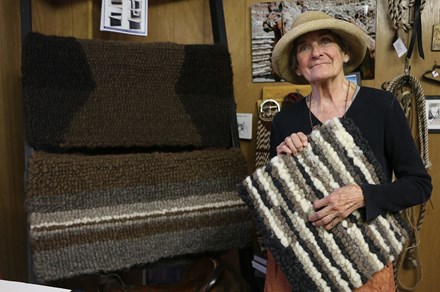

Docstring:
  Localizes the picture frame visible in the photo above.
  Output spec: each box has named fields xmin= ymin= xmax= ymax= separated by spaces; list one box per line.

xmin=425 ymin=96 xmax=440 ymax=133
xmin=100 ymin=0 xmax=148 ymax=36
xmin=345 ymin=72 xmax=362 ymax=86
xmin=250 ymin=1 xmax=377 ymax=83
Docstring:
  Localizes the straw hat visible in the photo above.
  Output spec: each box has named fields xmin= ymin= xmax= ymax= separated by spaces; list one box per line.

xmin=271 ymin=11 xmax=369 ymax=84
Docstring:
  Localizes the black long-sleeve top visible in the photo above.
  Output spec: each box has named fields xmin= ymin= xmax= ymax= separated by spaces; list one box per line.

xmin=269 ymin=86 xmax=432 ymax=220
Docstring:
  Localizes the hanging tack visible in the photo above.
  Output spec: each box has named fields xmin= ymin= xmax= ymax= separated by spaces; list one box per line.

xmin=404 ymin=57 xmax=411 ymax=75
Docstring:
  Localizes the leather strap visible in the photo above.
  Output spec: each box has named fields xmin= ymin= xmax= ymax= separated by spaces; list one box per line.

xmin=407 ymin=0 xmax=424 ymax=59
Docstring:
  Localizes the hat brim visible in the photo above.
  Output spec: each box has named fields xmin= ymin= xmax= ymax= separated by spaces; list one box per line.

xmin=272 ymin=18 xmax=368 ymax=84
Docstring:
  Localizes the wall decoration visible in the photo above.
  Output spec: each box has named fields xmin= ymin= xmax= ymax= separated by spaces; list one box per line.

xmin=251 ymin=1 xmax=376 ymax=83
xmin=346 ymin=72 xmax=362 ymax=86
xmin=237 ymin=113 xmax=253 ymax=139
xmin=432 ymin=23 xmax=440 ymax=51
xmin=101 ymin=0 xmax=148 ymax=36
xmin=426 ymin=96 xmax=440 ymax=133
xmin=423 ymin=61 xmax=440 ymax=84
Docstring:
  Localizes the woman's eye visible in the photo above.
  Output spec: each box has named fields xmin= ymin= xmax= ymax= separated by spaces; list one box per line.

xmin=320 ymin=38 xmax=332 ymax=45
xmin=297 ymin=45 xmax=310 ymax=52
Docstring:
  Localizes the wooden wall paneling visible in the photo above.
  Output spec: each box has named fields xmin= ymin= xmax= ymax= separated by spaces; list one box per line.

xmin=0 ymin=0 xmax=27 ymax=282
xmin=173 ymin=0 xmax=204 ymax=44
xmin=417 ymin=136 xmax=440 ymax=292
xmin=152 ymin=0 xmax=178 ymax=42
xmin=405 ymin=1 xmax=440 ymax=291
xmin=91 ymin=0 xmax=104 ymax=38
xmin=408 ymin=0 xmax=440 ymax=84
xmin=223 ymin=0 xmax=248 ymax=147
xmin=31 ymin=0 xmax=93 ymax=38
xmin=95 ymin=0 xmax=210 ymax=44
xmin=372 ymin=0 xmax=403 ymax=89
xmin=228 ymin=0 xmax=269 ymax=174
xmin=403 ymin=2 xmax=440 ymax=290
xmin=204 ymin=1 xmax=214 ymax=43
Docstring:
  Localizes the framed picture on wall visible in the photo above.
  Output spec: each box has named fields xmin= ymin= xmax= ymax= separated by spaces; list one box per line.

xmin=100 ymin=0 xmax=148 ymax=36
xmin=250 ymin=0 xmax=377 ymax=83
xmin=345 ymin=72 xmax=362 ymax=86
xmin=426 ymin=96 xmax=440 ymax=133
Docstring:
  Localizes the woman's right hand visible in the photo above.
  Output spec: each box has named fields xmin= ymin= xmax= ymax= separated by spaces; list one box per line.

xmin=276 ymin=132 xmax=308 ymax=156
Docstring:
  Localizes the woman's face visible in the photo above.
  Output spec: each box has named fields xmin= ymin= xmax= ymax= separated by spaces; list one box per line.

xmin=294 ymin=30 xmax=349 ymax=83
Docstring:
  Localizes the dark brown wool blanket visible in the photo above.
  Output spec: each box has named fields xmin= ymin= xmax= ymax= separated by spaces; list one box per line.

xmin=26 ymin=148 xmax=252 ymax=282
xmin=22 ymin=33 xmax=234 ymax=149
xmin=239 ymin=118 xmax=410 ymax=292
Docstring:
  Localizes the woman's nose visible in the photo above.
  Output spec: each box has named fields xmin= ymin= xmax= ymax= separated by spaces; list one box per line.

xmin=310 ymin=43 xmax=323 ymax=57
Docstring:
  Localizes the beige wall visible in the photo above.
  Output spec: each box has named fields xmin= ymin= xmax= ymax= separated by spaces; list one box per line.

xmin=1 ymin=0 xmax=439 ymax=289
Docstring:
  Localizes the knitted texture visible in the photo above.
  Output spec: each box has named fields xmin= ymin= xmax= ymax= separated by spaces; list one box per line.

xmin=26 ymin=148 xmax=252 ymax=282
xmin=239 ymin=118 xmax=410 ymax=291
xmin=22 ymin=33 xmax=234 ymax=149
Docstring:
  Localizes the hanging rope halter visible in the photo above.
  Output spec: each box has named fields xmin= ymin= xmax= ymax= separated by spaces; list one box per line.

xmin=386 ymin=74 xmax=430 ymax=166
xmin=388 ymin=0 xmax=426 ymax=32
xmin=386 ymin=71 xmax=431 ymax=291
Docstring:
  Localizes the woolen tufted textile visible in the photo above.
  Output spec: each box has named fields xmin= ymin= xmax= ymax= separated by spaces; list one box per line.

xmin=22 ymin=32 xmax=234 ymax=150
xmin=22 ymin=33 xmax=252 ymax=282
xmin=239 ymin=118 xmax=410 ymax=291
xmin=26 ymin=148 xmax=252 ymax=282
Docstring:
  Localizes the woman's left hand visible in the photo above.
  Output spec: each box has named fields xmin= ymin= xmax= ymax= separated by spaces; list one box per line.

xmin=308 ymin=184 xmax=365 ymax=230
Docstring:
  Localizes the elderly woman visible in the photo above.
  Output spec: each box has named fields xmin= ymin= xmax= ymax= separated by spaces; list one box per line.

xmin=265 ymin=11 xmax=432 ymax=291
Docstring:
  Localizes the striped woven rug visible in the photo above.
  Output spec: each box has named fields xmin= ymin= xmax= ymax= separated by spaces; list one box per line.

xmin=22 ymin=33 xmax=254 ymax=282
xmin=239 ymin=118 xmax=409 ymax=291
xmin=26 ymin=148 xmax=253 ymax=282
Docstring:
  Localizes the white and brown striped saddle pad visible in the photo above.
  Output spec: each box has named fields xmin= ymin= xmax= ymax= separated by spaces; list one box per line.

xmin=239 ymin=118 xmax=409 ymax=291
